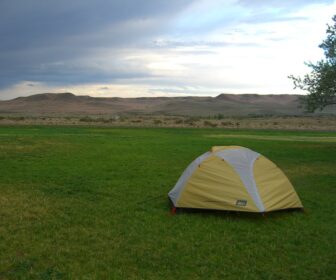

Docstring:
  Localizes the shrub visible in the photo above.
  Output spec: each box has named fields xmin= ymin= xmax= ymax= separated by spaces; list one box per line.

xmin=11 ymin=116 xmax=25 ymax=121
xmin=203 ymin=120 xmax=217 ymax=127
xmin=185 ymin=117 xmax=198 ymax=126
xmin=221 ymin=121 xmax=234 ymax=126
xmin=153 ymin=119 xmax=162 ymax=125
xmin=214 ymin=113 xmax=225 ymax=120
xmin=79 ymin=116 xmax=93 ymax=122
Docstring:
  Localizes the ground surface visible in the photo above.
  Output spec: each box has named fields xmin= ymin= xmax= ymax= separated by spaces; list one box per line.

xmin=0 ymin=92 xmax=306 ymax=116
xmin=1 ymin=115 xmax=336 ymax=131
xmin=0 ymin=126 xmax=335 ymax=279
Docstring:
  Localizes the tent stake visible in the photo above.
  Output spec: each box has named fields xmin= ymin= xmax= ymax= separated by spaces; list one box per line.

xmin=171 ymin=207 xmax=177 ymax=215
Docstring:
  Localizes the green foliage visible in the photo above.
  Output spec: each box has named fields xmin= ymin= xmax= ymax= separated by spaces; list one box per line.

xmin=290 ymin=15 xmax=336 ymax=112
xmin=0 ymin=127 xmax=335 ymax=278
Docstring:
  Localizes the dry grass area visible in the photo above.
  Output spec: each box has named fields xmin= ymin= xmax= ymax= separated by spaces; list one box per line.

xmin=0 ymin=115 xmax=335 ymax=130
xmin=206 ymin=134 xmax=336 ymax=142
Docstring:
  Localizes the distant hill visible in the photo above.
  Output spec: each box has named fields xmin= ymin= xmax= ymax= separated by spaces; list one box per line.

xmin=0 ymin=92 xmax=334 ymax=116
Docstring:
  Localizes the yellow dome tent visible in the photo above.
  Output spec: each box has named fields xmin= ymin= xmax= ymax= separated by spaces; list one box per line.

xmin=168 ymin=146 xmax=303 ymax=213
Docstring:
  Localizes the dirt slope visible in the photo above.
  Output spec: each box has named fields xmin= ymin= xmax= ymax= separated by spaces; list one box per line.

xmin=0 ymin=92 xmax=334 ymax=116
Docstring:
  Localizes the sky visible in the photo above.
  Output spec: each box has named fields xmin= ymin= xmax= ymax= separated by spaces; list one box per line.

xmin=0 ymin=0 xmax=335 ymax=100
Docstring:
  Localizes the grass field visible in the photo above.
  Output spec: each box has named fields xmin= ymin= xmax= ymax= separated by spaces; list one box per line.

xmin=0 ymin=126 xmax=335 ymax=279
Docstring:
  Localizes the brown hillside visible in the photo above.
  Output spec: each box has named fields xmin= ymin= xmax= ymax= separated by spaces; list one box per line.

xmin=0 ymin=92 xmax=334 ymax=116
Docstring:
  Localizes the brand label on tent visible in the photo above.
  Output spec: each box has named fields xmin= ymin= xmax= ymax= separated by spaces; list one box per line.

xmin=236 ymin=199 xmax=247 ymax=207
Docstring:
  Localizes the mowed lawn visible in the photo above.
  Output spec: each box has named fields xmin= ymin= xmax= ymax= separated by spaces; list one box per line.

xmin=0 ymin=126 xmax=335 ymax=279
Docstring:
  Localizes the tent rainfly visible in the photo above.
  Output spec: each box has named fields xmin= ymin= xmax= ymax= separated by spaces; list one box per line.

xmin=168 ymin=146 xmax=303 ymax=213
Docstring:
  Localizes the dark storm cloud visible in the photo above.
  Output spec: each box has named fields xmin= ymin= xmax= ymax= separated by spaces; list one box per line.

xmin=0 ymin=0 xmax=193 ymax=88
xmin=0 ymin=0 xmax=193 ymax=50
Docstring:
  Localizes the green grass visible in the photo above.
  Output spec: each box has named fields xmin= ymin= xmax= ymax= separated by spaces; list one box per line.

xmin=0 ymin=126 xmax=335 ymax=279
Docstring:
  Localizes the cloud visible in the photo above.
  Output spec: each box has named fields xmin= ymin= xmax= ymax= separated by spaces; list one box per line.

xmin=151 ymin=39 xmax=261 ymax=49
xmin=0 ymin=0 xmax=194 ymax=88
xmin=0 ymin=0 xmax=193 ymax=50
xmin=0 ymin=0 xmax=335 ymax=99
xmin=237 ymin=0 xmax=333 ymax=8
